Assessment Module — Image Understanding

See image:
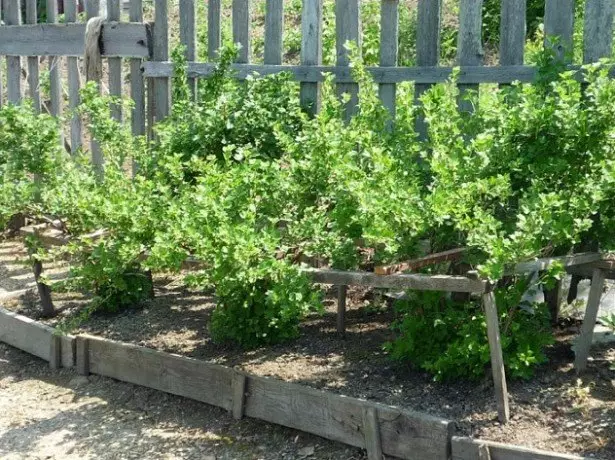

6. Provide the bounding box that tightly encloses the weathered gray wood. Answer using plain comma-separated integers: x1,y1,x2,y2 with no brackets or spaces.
61,334,76,368
153,0,170,123
457,0,483,113
264,0,283,65
47,0,63,124
379,0,398,123
0,23,151,57
506,253,603,275
25,0,41,112
362,406,383,460
0,306,54,361
85,0,100,18
244,374,452,459
583,0,614,63
76,335,90,375
49,334,62,370
86,0,103,171
130,0,144,173
451,436,587,460
108,0,123,121
300,0,323,114
232,0,251,63
337,284,347,335
574,268,606,373
544,0,575,63
232,371,247,419
207,0,222,60
86,335,235,409
500,0,526,66
483,292,509,424
144,61,594,84
5,0,22,104
306,268,488,293
336,0,361,118
65,0,82,154
179,0,197,99
414,0,441,138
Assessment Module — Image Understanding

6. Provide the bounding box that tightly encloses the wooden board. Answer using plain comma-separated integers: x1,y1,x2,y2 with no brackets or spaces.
374,248,466,275
457,0,483,113
130,0,145,172
108,0,123,122
264,0,283,65
574,268,606,372
208,0,222,60
335,0,361,119
4,0,22,104
483,292,509,423
65,0,82,154
299,0,323,114
152,0,170,123
26,0,42,112
583,0,614,64
379,0,398,122
544,0,575,63
232,0,251,63
0,23,150,57
0,306,53,362
47,0,63,128
505,253,603,275
179,0,197,99
500,0,526,66
61,334,76,368
452,436,587,460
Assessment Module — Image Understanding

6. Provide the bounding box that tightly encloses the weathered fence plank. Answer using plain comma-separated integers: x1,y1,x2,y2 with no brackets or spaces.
500,0,526,66
130,0,144,171
379,0,398,123
457,0,483,113
108,0,123,121
574,268,606,372
86,0,103,170
179,0,197,98
25,0,41,112
414,0,441,138
153,0,170,123
300,0,323,114
232,0,251,63
583,0,614,64
208,0,222,60
65,0,82,154
265,0,284,65
336,0,361,118
544,0,575,63
5,0,22,104
47,0,63,128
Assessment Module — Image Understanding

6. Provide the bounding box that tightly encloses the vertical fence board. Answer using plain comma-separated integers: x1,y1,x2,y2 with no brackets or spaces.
336,0,361,119
544,0,575,63
208,0,222,60
25,0,41,112
457,0,483,113
583,0,614,64
65,0,82,154
108,0,123,121
379,0,398,123
130,0,145,168
232,0,251,63
86,0,103,168
153,0,170,123
500,0,526,66
47,0,63,122
300,0,323,114
5,0,22,104
265,0,284,65
179,0,197,99
414,0,441,138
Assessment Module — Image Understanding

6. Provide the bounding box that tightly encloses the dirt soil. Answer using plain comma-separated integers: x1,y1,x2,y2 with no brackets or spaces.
2,238,615,459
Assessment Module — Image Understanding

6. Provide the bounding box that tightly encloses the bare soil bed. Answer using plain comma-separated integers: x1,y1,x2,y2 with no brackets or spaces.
1,238,615,458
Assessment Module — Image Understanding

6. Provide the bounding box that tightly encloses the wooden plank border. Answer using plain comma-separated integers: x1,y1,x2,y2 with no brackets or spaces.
452,436,588,460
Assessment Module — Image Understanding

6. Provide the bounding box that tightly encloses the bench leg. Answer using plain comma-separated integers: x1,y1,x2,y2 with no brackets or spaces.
574,268,605,373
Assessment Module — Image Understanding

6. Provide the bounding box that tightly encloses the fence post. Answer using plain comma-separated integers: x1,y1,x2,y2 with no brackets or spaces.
25,0,41,113
108,0,123,122
130,0,145,174
5,0,22,105
179,0,197,99
65,0,82,154
152,0,170,125
379,0,398,126
335,0,361,120
583,0,614,64
208,0,222,60
574,268,606,373
232,0,251,64
300,0,323,115
264,0,283,66
544,0,575,63
457,0,483,114
500,0,526,67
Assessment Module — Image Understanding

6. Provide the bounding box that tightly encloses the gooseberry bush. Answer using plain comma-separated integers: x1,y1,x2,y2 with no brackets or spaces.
2,44,615,380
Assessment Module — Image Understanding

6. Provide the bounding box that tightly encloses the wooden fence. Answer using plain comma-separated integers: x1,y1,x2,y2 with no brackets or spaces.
1,0,615,163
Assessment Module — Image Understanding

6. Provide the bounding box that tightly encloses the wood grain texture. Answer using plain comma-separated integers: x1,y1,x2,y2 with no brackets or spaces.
87,335,235,410
379,0,398,122
451,436,586,460
49,334,62,370
76,335,90,375
414,0,441,138
264,0,284,65
108,0,123,122
208,0,222,59
457,0,483,113
483,292,510,424
306,268,488,293
47,0,63,124
500,0,526,65
336,0,361,119
65,0,82,154
61,334,76,368
574,268,606,372
232,371,247,419
5,0,22,104
544,0,575,63
583,0,614,63
26,0,41,112
153,0,170,122
505,253,603,275
0,23,151,57
232,0,251,63
300,0,323,114
0,306,54,362
130,0,145,173
362,406,383,460
179,0,197,98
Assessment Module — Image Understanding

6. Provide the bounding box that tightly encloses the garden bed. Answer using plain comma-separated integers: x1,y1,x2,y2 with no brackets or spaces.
2,271,614,459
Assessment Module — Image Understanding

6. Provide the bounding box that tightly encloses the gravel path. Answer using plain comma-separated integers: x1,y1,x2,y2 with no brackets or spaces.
0,343,365,460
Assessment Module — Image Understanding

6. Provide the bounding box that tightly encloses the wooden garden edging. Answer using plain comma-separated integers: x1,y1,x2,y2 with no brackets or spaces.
0,304,595,460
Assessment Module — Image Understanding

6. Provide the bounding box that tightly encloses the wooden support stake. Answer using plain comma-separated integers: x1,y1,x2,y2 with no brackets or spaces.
76,336,90,376
362,406,383,460
49,334,62,369
337,285,347,336
483,291,510,423
232,370,247,420
574,268,606,373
